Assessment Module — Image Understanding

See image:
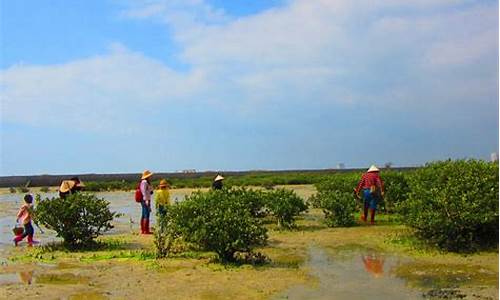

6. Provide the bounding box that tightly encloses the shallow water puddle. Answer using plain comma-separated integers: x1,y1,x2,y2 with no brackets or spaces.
278,246,423,300
0,270,89,286
0,273,23,285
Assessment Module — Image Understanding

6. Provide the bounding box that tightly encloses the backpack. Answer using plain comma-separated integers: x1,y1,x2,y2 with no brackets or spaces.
135,183,143,203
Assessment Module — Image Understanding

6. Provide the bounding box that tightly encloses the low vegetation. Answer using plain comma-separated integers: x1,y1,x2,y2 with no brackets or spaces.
399,159,498,252
35,193,121,249
162,189,269,262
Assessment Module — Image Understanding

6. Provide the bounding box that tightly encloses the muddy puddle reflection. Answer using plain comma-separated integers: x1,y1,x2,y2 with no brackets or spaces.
279,246,423,300
0,260,94,287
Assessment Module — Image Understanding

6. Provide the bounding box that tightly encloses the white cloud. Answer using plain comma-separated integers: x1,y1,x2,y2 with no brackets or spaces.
1,0,497,133
0,44,208,132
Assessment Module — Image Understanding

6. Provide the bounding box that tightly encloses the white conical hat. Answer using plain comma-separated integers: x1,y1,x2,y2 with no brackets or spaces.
214,175,224,182
367,165,379,172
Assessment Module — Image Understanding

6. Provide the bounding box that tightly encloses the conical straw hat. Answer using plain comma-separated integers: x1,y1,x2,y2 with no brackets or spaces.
214,175,224,182
59,180,76,193
159,179,169,188
141,170,153,180
367,165,379,172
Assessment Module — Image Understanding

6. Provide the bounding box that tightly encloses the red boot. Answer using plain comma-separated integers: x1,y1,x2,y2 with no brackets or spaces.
27,235,34,247
144,219,152,234
13,235,23,246
140,218,145,234
369,209,376,225
361,205,368,222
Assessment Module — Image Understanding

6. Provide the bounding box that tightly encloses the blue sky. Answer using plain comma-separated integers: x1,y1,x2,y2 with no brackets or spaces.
0,0,498,175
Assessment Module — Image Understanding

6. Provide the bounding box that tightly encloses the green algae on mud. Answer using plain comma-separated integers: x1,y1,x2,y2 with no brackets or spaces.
393,261,498,289
9,234,156,263
35,272,90,285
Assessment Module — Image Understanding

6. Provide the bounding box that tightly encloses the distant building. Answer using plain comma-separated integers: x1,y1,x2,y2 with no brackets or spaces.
491,152,498,162
181,169,196,173
337,163,345,169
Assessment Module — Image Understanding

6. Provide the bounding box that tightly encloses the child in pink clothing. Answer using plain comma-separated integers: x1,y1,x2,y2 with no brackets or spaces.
13,194,36,247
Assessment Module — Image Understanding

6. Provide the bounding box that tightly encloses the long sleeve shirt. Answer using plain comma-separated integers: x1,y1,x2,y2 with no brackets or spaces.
155,189,171,207
355,172,384,194
140,179,153,203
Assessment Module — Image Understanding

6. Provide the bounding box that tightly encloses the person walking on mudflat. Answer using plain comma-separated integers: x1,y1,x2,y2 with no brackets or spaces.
138,170,154,234
355,165,384,225
13,194,38,246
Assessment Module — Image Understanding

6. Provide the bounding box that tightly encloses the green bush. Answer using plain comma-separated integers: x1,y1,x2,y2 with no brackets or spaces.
35,193,121,248
314,190,356,227
39,186,50,193
380,171,411,213
230,188,268,218
315,173,361,194
264,188,308,228
154,208,173,259
399,159,498,252
166,189,268,262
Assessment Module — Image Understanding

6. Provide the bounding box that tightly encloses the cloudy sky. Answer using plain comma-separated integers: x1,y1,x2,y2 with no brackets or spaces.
0,0,498,175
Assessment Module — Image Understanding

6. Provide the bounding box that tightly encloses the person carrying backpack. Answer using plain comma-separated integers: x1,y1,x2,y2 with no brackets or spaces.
138,170,154,234
354,165,384,225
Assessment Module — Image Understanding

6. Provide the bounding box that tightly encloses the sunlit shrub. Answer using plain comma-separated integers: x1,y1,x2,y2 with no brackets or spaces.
35,193,121,249
264,188,308,228
313,190,356,227
399,160,498,252
165,189,268,262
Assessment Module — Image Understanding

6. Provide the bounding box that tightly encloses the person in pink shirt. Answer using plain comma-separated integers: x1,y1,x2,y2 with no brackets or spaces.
13,194,37,246
139,170,154,234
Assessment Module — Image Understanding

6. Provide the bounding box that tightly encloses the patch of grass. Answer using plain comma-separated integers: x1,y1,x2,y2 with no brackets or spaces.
10,235,155,263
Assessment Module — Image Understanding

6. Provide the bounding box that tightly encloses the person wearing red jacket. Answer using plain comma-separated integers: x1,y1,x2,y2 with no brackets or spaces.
355,165,384,224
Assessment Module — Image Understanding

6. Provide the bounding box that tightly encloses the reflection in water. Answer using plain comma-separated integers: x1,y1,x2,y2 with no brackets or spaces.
280,247,423,300
361,253,385,278
18,271,33,285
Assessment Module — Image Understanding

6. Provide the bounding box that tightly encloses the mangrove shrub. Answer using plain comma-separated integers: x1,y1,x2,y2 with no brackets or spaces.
264,188,308,228
400,159,499,252
35,193,120,248
311,190,356,227
166,189,268,262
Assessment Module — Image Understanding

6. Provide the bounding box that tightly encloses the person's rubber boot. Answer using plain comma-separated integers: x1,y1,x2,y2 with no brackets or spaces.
27,235,33,247
360,213,366,222
362,206,368,222
13,235,23,246
144,219,153,234
140,218,145,234
370,209,376,225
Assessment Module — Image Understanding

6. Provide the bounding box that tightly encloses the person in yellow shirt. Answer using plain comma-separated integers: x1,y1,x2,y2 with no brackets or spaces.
155,179,171,218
